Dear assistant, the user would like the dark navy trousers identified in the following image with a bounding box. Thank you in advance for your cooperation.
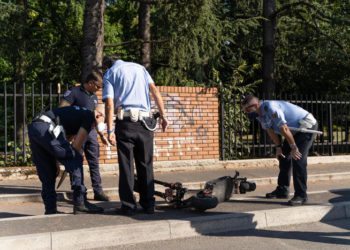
[28,122,86,212]
[82,129,103,194]
[278,123,318,198]
[115,119,155,210]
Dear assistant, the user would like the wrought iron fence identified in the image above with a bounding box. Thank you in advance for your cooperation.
[0,82,66,166]
[219,94,350,160]
[1,82,350,166]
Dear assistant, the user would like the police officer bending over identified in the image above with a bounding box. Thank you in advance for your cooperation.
[59,71,110,201]
[101,55,168,215]
[28,105,107,214]
[242,95,318,206]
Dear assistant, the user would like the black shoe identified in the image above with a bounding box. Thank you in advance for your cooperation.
[266,186,289,199]
[116,206,136,216]
[45,210,64,215]
[143,207,155,214]
[85,200,104,212]
[74,201,104,214]
[94,192,110,201]
[288,196,308,206]
[45,208,58,215]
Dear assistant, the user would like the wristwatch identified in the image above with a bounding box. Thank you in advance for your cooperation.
[290,143,298,149]
[159,114,167,119]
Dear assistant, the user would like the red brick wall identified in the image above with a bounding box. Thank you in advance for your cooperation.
[89,86,219,165]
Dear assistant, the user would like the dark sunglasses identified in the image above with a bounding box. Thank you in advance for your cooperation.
[246,104,255,109]
[243,104,256,113]
[93,81,104,90]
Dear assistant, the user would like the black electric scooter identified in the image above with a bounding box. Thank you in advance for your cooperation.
[134,171,256,211]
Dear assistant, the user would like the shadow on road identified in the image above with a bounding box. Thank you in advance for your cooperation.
[0,212,32,219]
[328,189,350,203]
[0,185,42,194]
[202,188,350,246]
[209,221,350,246]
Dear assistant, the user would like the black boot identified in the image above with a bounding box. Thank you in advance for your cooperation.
[94,191,110,201]
[143,206,155,214]
[288,196,308,206]
[266,186,289,199]
[45,209,64,215]
[45,208,58,215]
[116,206,137,216]
[74,200,104,214]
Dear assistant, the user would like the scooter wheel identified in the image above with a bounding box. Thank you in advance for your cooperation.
[186,196,219,211]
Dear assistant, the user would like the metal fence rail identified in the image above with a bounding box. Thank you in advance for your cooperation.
[0,82,65,166]
[219,94,350,160]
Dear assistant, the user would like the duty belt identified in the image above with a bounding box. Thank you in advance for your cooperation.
[37,115,65,138]
[117,108,151,122]
[290,113,322,134]
[299,113,317,128]
[123,111,151,118]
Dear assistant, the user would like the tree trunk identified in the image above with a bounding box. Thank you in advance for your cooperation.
[261,0,276,99]
[15,0,28,149]
[81,0,105,83]
[138,2,151,72]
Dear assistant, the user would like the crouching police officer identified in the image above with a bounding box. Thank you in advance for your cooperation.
[59,71,110,201]
[28,105,107,214]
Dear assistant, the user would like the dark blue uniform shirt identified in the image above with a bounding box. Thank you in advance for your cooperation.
[63,85,97,111]
[45,106,95,135]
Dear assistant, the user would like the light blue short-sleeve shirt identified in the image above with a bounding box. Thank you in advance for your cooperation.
[102,60,154,113]
[256,101,309,135]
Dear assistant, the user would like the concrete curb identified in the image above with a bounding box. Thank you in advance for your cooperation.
[1,155,350,180]
[1,201,349,250]
[97,155,350,174]
[1,172,350,205]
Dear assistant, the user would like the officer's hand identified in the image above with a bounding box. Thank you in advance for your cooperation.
[276,147,285,159]
[159,117,168,132]
[108,132,116,146]
[66,135,75,142]
[291,147,302,160]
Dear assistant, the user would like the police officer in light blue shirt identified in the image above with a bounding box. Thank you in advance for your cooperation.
[256,101,309,134]
[102,60,154,112]
[242,95,318,206]
[101,55,168,215]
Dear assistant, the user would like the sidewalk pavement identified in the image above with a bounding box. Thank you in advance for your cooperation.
[3,155,350,180]
[0,162,350,249]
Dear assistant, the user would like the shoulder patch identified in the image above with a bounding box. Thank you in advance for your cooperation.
[63,90,72,97]
[271,112,277,119]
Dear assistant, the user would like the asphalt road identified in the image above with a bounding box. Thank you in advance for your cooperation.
[111,218,350,250]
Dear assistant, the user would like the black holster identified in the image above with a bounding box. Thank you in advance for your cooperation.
[140,112,160,131]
